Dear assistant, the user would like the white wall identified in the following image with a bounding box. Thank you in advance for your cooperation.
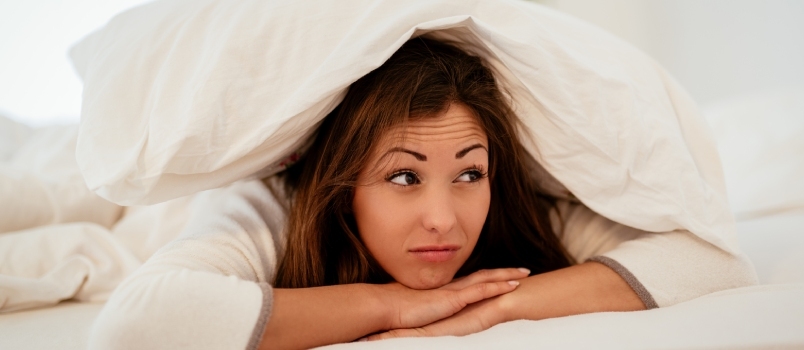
[538,0,804,105]
[0,0,151,126]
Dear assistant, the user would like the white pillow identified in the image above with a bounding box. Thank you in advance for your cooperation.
[70,0,739,254]
[703,88,804,220]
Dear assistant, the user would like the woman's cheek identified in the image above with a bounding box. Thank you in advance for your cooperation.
[353,186,413,273]
[457,182,491,247]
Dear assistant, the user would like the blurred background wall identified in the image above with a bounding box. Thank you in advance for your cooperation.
[1,0,802,126]
[537,0,804,106]
[0,0,151,126]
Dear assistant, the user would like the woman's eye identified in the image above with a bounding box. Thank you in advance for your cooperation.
[455,170,484,183]
[388,171,420,186]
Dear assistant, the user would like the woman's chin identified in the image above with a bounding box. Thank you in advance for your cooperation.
[397,270,456,290]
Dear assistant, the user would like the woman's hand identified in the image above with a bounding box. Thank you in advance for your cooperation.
[365,295,507,341]
[366,262,648,341]
[375,268,529,331]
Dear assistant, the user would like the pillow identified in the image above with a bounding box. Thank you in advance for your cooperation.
[70,0,739,254]
[703,88,804,220]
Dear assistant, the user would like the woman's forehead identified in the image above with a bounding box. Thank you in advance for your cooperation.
[380,104,488,149]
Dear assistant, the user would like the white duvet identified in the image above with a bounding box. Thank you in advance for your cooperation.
[71,0,738,255]
[0,119,193,313]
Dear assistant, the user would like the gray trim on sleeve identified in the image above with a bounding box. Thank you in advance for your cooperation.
[246,283,274,350]
[588,256,659,309]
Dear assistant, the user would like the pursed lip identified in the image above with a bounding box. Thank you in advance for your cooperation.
[408,245,461,263]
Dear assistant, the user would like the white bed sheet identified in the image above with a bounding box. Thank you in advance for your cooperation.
[328,283,804,350]
[0,301,102,350]
[735,209,804,285]
[2,210,803,350]
[2,284,801,349]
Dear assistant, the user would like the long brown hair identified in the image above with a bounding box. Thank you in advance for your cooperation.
[273,37,574,288]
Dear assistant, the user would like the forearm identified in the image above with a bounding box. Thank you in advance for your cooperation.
[260,283,388,350]
[500,262,645,322]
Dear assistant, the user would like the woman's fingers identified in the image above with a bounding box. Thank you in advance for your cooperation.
[387,279,519,329]
[372,294,507,342]
[363,328,429,341]
[453,280,519,307]
[441,268,530,291]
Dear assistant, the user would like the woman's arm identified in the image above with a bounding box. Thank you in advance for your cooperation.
[366,261,642,340]
[261,284,388,349]
[501,261,644,319]
[367,201,756,340]
[260,268,529,350]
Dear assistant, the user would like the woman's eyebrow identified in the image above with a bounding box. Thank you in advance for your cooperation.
[456,144,487,159]
[384,147,427,161]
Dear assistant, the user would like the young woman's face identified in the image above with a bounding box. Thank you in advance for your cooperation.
[352,103,491,289]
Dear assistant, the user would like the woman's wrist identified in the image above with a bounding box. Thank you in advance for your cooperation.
[495,280,529,323]
[359,283,396,332]
[491,263,648,325]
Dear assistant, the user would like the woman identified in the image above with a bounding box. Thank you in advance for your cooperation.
[90,38,755,350]
[264,37,645,346]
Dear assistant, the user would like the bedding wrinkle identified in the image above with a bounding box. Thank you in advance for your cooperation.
[1,125,122,233]
[0,223,141,313]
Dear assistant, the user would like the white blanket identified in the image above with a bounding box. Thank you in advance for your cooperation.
[0,118,190,312]
[0,125,120,234]
[71,0,738,256]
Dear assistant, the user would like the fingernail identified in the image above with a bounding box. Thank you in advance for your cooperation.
[358,337,368,342]
[518,268,531,274]
[508,280,520,286]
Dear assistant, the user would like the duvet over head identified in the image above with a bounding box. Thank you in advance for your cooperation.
[70,0,738,254]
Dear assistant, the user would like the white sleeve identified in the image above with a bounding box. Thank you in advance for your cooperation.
[88,180,287,350]
[552,200,758,308]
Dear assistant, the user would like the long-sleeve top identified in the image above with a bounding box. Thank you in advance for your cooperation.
[88,179,758,350]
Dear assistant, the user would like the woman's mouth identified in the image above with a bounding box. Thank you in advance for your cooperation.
[409,245,460,263]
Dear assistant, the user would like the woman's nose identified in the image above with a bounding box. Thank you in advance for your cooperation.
[420,187,457,234]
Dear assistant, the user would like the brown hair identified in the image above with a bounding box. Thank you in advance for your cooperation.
[273,37,574,288]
